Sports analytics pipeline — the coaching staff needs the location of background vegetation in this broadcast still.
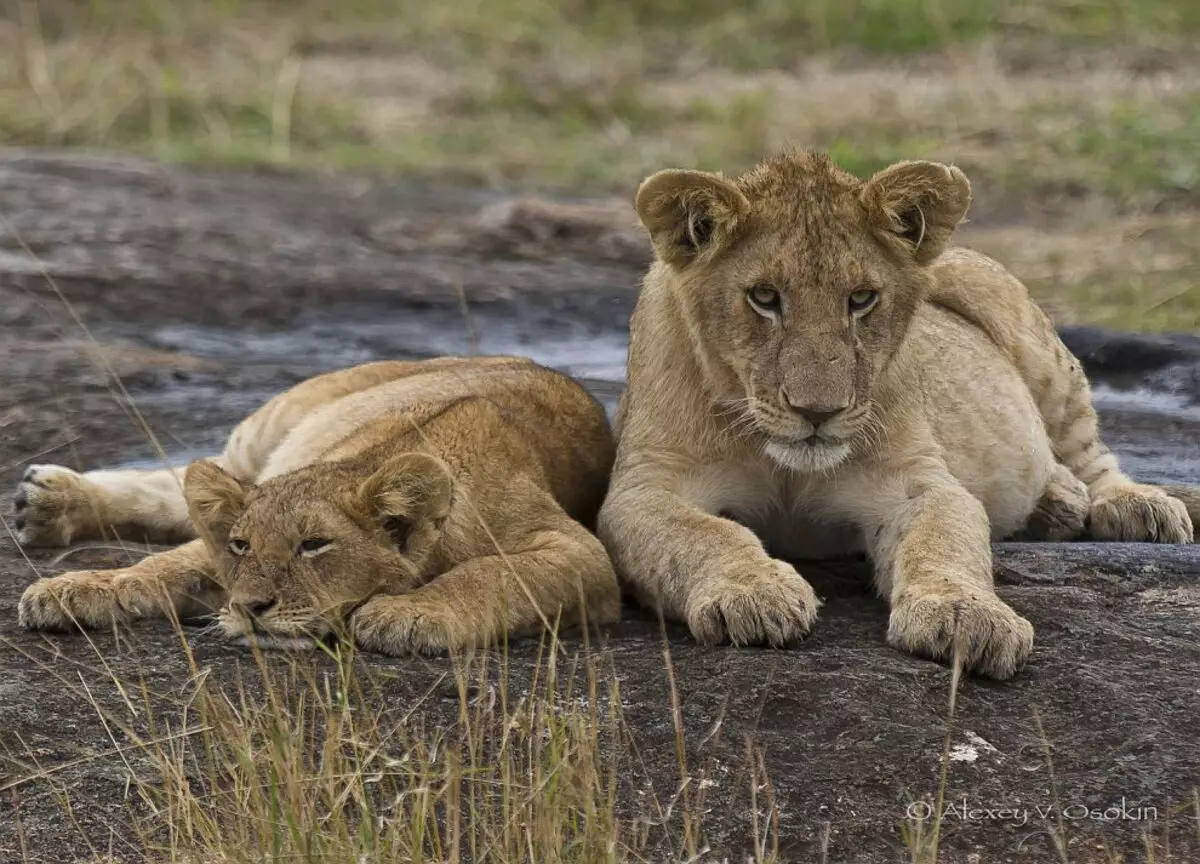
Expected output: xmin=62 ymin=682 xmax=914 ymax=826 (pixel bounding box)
xmin=2 ymin=0 xmax=1198 ymax=328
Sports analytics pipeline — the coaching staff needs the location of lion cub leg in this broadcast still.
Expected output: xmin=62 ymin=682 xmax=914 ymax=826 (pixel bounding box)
xmin=12 ymin=463 xmax=203 ymax=547
xmin=1057 ymin=397 xmax=1192 ymax=542
xmin=864 ymin=468 xmax=1034 ymax=679
xmin=598 ymin=472 xmax=820 ymax=647
xmin=928 ymin=260 xmax=1191 ymax=543
xmin=353 ymin=516 xmax=621 ymax=656
xmin=18 ymin=539 xmax=222 ymax=631
xmin=1024 ymin=462 xmax=1090 ymax=541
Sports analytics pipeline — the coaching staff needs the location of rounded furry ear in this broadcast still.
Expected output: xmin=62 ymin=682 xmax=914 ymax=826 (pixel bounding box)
xmin=860 ymin=161 xmax=971 ymax=265
xmin=354 ymin=453 xmax=454 ymax=551
xmin=184 ymin=460 xmax=250 ymax=546
xmin=635 ymin=169 xmax=751 ymax=269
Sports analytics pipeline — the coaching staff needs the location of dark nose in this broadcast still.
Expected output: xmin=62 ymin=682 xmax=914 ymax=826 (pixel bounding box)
xmin=794 ymin=406 xmax=842 ymax=428
xmin=232 ymin=598 xmax=276 ymax=618
xmin=780 ymin=389 xmax=846 ymax=428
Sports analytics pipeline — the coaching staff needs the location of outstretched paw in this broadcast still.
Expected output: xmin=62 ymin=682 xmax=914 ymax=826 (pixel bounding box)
xmin=352 ymin=595 xmax=473 ymax=656
xmin=19 ymin=571 xmax=121 ymax=631
xmin=686 ymin=558 xmax=820 ymax=648
xmin=13 ymin=465 xmax=103 ymax=547
xmin=1089 ymin=484 xmax=1193 ymax=544
xmin=17 ymin=567 xmax=168 ymax=631
xmin=888 ymin=587 xmax=1034 ymax=680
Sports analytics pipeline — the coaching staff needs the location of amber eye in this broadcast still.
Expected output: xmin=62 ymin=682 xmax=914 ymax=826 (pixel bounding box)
xmin=848 ymin=289 xmax=879 ymax=314
xmin=227 ymin=538 xmax=250 ymax=556
xmin=746 ymin=284 xmax=781 ymax=315
xmin=298 ymin=538 xmax=332 ymax=556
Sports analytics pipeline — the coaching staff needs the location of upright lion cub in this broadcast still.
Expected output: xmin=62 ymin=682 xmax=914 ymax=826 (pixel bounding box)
xmin=17 ymin=357 xmax=621 ymax=654
xmin=598 ymin=149 xmax=1196 ymax=679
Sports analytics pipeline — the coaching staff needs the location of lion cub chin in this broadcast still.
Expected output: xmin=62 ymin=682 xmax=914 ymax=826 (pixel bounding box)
xmin=598 ymin=148 xmax=1196 ymax=680
xmin=16 ymin=357 xmax=622 ymax=655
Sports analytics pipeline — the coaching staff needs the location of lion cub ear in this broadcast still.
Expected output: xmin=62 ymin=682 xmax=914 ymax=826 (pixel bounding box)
xmin=635 ymin=169 xmax=751 ymax=269
xmin=860 ymin=161 xmax=971 ymax=265
xmin=354 ymin=453 xmax=454 ymax=552
xmin=184 ymin=460 xmax=250 ymax=547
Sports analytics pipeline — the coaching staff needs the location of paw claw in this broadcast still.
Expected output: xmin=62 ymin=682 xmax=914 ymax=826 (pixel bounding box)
xmin=18 ymin=571 xmax=123 ymax=631
xmin=11 ymin=464 xmax=97 ymax=547
xmin=1089 ymin=484 xmax=1193 ymax=544
xmin=686 ymin=559 xmax=820 ymax=648
xmin=352 ymin=598 xmax=463 ymax=656
xmin=889 ymin=588 xmax=1033 ymax=680
xmin=1026 ymin=467 xmax=1090 ymax=541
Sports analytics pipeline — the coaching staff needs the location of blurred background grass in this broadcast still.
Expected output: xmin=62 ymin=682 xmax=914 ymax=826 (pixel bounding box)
xmin=1 ymin=0 xmax=1198 ymax=329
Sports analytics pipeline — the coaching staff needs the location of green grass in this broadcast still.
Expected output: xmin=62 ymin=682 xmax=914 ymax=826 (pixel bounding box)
xmin=2 ymin=0 xmax=1199 ymax=330
xmin=6 ymin=625 xmax=785 ymax=864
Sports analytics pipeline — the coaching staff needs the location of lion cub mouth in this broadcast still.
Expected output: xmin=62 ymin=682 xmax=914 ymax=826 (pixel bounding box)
xmin=218 ymin=608 xmax=333 ymax=652
xmin=231 ymin=633 xmax=319 ymax=652
xmin=764 ymin=437 xmax=852 ymax=473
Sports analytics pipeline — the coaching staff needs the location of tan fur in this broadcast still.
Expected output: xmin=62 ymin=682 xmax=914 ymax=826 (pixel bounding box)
xmin=927 ymin=248 xmax=1193 ymax=543
xmin=17 ymin=357 xmax=621 ymax=655
xmin=599 ymin=149 xmax=1195 ymax=680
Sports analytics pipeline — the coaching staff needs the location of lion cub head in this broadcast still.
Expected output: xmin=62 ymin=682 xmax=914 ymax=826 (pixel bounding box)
xmin=636 ymin=149 xmax=971 ymax=472
xmin=183 ymin=453 xmax=454 ymax=649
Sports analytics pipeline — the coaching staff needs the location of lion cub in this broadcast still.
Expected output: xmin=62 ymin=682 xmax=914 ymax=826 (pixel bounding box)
xmin=599 ymin=149 xmax=1196 ymax=680
xmin=16 ymin=357 xmax=621 ymax=654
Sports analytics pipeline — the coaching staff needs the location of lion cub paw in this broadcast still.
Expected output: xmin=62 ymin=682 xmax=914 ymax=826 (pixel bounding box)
xmin=888 ymin=588 xmax=1033 ymax=680
xmin=19 ymin=571 xmax=126 ymax=631
xmin=686 ymin=558 xmax=820 ymax=648
xmin=1089 ymin=484 xmax=1193 ymax=544
xmin=1026 ymin=465 xmax=1090 ymax=541
xmin=352 ymin=595 xmax=474 ymax=656
xmin=13 ymin=465 xmax=102 ymax=547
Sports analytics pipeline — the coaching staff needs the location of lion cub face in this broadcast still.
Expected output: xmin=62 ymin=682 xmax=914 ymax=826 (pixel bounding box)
xmin=184 ymin=454 xmax=453 ymax=648
xmin=636 ymin=150 xmax=971 ymax=472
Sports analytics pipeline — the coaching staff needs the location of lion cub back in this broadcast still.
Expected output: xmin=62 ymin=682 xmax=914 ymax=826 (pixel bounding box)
xmin=258 ymin=357 xmax=614 ymax=527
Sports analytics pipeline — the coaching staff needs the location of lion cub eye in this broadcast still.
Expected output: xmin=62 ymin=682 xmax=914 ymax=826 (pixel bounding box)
xmin=298 ymin=538 xmax=332 ymax=557
xmin=746 ymin=284 xmax=781 ymax=316
xmin=227 ymin=538 xmax=250 ymax=556
xmin=848 ymin=289 xmax=879 ymax=314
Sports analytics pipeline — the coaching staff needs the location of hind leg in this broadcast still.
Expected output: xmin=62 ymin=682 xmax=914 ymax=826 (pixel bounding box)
xmin=13 ymin=463 xmax=200 ymax=547
xmin=1088 ymin=481 xmax=1193 ymax=544
xmin=13 ymin=361 xmax=434 ymax=548
xmin=1024 ymin=462 xmax=1090 ymax=541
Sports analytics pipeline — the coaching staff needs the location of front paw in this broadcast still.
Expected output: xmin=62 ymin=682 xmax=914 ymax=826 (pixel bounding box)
xmin=352 ymin=596 xmax=470 ymax=656
xmin=686 ymin=558 xmax=820 ymax=648
xmin=19 ymin=571 xmax=122 ymax=631
xmin=1089 ymin=484 xmax=1193 ymax=544
xmin=888 ymin=587 xmax=1033 ymax=680
xmin=13 ymin=465 xmax=101 ymax=547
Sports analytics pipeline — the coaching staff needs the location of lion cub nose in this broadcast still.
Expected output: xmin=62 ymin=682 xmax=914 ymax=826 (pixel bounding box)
xmin=231 ymin=597 xmax=277 ymax=618
xmin=779 ymin=388 xmax=846 ymax=429
xmin=794 ymin=406 xmax=842 ymax=428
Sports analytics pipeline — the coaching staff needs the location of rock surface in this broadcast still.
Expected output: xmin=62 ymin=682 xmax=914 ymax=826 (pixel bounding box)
xmin=1 ymin=152 xmax=1198 ymax=862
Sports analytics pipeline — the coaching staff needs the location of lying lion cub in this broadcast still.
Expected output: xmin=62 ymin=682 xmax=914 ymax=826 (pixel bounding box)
xmin=599 ymin=149 xmax=1197 ymax=679
xmin=16 ymin=357 xmax=621 ymax=654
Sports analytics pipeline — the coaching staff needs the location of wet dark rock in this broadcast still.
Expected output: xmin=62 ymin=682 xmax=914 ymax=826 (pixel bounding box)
xmin=1060 ymin=325 xmax=1200 ymax=399
xmin=1 ymin=152 xmax=1198 ymax=862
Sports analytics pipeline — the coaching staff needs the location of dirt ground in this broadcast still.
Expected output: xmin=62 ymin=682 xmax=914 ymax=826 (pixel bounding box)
xmin=0 ymin=153 xmax=1198 ymax=862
